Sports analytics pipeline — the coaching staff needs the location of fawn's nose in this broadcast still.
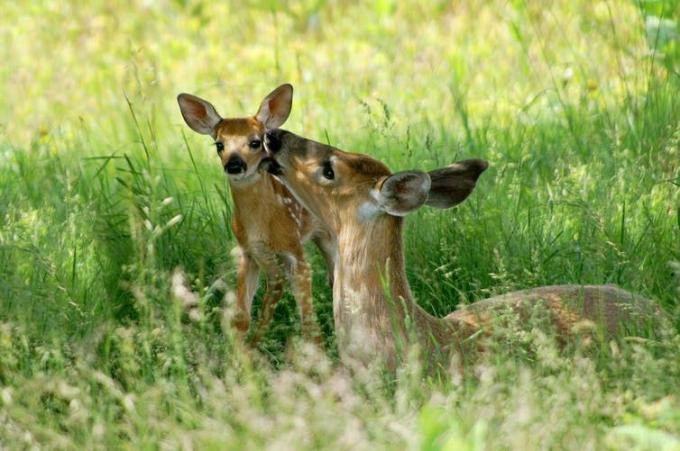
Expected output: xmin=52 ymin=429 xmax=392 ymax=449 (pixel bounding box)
xmin=225 ymin=154 xmax=247 ymax=174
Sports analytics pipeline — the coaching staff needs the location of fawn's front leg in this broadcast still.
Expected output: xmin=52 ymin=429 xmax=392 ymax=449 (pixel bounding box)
xmin=250 ymin=253 xmax=286 ymax=346
xmin=288 ymin=251 xmax=322 ymax=343
xmin=234 ymin=250 xmax=259 ymax=338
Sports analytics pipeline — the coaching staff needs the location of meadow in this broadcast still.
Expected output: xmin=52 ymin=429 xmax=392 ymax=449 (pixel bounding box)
xmin=1 ymin=0 xmax=679 ymax=448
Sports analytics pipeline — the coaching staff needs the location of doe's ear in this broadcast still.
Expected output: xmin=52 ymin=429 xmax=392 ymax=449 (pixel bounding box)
xmin=425 ymin=159 xmax=488 ymax=209
xmin=256 ymin=83 xmax=293 ymax=130
xmin=375 ymin=171 xmax=431 ymax=216
xmin=177 ymin=93 xmax=222 ymax=137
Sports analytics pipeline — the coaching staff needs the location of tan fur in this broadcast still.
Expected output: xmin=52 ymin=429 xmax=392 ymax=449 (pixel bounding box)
xmin=226 ymin=155 xmax=329 ymax=343
xmin=177 ymin=90 xmax=334 ymax=344
xmin=267 ymin=129 xmax=664 ymax=371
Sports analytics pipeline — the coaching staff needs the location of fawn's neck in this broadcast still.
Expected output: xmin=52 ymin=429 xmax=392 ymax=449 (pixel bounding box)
xmin=229 ymin=172 xmax=289 ymax=221
xmin=228 ymin=172 xmax=267 ymax=205
xmin=228 ymin=172 xmax=292 ymax=240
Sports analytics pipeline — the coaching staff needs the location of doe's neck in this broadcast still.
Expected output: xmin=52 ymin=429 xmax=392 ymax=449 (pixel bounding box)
xmin=332 ymin=213 xmax=456 ymax=368
xmin=335 ymin=214 xmax=411 ymax=303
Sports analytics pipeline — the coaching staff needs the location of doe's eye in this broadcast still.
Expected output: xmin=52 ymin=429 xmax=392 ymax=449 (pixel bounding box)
xmin=215 ymin=142 xmax=224 ymax=153
xmin=249 ymin=139 xmax=261 ymax=149
xmin=322 ymin=161 xmax=335 ymax=180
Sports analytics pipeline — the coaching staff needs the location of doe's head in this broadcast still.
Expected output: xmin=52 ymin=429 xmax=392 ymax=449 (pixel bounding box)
xmin=267 ymin=131 xmax=487 ymax=232
xmin=177 ymin=84 xmax=293 ymax=183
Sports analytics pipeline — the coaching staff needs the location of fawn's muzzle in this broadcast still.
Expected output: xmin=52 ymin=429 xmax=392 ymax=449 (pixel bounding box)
xmin=225 ymin=155 xmax=247 ymax=174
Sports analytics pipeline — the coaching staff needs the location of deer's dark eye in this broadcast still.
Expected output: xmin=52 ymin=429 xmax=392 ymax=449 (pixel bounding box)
xmin=215 ymin=142 xmax=224 ymax=153
xmin=249 ymin=139 xmax=261 ymax=149
xmin=322 ymin=161 xmax=335 ymax=180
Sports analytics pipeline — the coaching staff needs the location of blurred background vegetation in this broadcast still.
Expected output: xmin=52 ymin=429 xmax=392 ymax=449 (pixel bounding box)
xmin=1 ymin=0 xmax=679 ymax=448
xmin=1 ymin=0 xmax=676 ymax=143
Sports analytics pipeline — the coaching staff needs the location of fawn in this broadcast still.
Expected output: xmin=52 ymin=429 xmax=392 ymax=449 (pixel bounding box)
xmin=177 ymin=84 xmax=334 ymax=344
xmin=263 ymin=127 xmax=662 ymax=370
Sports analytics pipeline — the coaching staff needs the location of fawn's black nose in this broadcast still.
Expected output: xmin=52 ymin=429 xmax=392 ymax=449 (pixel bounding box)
xmin=225 ymin=155 xmax=247 ymax=174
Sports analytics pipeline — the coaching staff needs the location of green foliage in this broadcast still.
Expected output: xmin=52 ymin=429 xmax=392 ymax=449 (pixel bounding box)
xmin=1 ymin=0 xmax=679 ymax=448
xmin=637 ymin=0 xmax=680 ymax=74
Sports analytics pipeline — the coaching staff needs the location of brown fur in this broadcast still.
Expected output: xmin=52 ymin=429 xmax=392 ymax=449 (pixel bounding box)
xmin=267 ymin=129 xmax=665 ymax=371
xmin=177 ymin=89 xmax=335 ymax=344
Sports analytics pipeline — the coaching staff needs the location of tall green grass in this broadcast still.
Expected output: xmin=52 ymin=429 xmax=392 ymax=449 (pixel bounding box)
xmin=1 ymin=0 xmax=679 ymax=448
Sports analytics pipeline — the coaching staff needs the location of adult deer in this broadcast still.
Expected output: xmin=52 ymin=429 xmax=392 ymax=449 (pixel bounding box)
xmin=264 ymin=127 xmax=662 ymax=371
xmin=177 ymin=84 xmax=334 ymax=344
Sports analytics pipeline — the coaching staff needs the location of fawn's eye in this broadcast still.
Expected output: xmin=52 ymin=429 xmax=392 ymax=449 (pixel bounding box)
xmin=322 ymin=161 xmax=335 ymax=180
xmin=215 ymin=142 xmax=224 ymax=153
xmin=249 ymin=139 xmax=261 ymax=149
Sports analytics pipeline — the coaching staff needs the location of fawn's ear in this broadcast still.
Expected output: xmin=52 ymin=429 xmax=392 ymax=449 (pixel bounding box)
xmin=177 ymin=93 xmax=222 ymax=137
xmin=375 ymin=171 xmax=431 ymax=216
xmin=425 ymin=159 xmax=488 ymax=208
xmin=256 ymin=83 xmax=293 ymax=130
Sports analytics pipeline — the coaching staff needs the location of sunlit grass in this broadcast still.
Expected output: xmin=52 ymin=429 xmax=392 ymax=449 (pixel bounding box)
xmin=1 ymin=0 xmax=679 ymax=448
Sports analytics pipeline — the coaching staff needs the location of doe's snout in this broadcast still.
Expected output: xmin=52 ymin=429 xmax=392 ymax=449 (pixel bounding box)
xmin=264 ymin=131 xmax=282 ymax=154
xmin=225 ymin=154 xmax=247 ymax=174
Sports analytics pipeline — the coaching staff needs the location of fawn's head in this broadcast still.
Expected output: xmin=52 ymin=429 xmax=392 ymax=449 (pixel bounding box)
xmin=266 ymin=130 xmax=488 ymax=232
xmin=177 ymin=84 xmax=293 ymax=184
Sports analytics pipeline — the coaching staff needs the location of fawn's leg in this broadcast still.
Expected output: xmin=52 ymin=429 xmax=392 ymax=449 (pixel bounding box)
xmin=288 ymin=250 xmax=322 ymax=343
xmin=233 ymin=250 xmax=259 ymax=337
xmin=250 ymin=253 xmax=286 ymax=346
